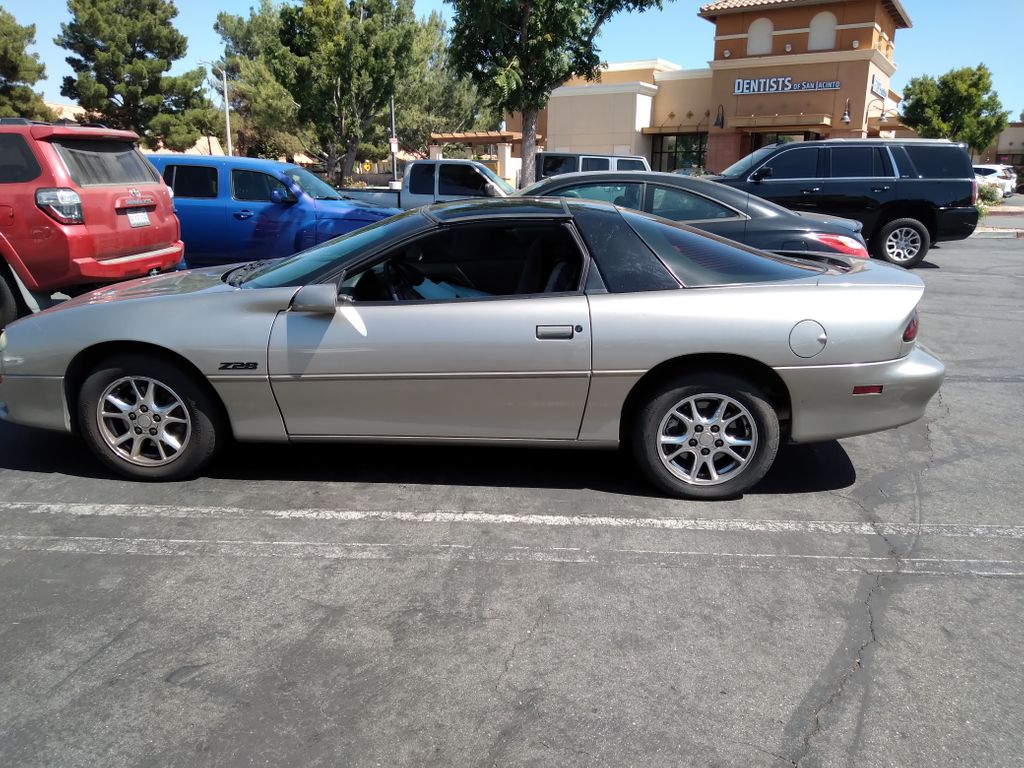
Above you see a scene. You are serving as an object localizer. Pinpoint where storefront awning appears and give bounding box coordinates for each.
[729,113,833,130]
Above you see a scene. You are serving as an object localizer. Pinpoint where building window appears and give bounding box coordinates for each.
[747,18,773,56]
[808,11,837,51]
[651,133,708,174]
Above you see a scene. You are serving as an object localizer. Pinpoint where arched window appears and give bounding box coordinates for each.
[746,18,773,56]
[808,11,837,51]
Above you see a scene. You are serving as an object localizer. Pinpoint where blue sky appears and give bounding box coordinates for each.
[7,0,1023,118]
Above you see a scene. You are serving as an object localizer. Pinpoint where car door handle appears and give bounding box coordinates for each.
[800,187,821,195]
[536,324,575,340]
[234,210,255,220]
[871,186,891,192]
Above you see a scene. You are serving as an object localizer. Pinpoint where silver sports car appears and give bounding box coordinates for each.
[0,199,944,500]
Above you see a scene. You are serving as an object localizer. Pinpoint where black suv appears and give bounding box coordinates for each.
[710,139,978,267]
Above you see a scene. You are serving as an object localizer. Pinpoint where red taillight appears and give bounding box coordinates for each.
[35,187,84,225]
[853,385,884,395]
[972,178,978,205]
[903,311,920,342]
[807,233,869,258]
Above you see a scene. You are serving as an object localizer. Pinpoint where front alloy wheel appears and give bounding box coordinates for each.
[633,373,780,500]
[79,355,223,480]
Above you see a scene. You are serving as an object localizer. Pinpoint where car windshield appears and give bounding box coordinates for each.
[242,210,426,288]
[476,164,516,196]
[282,165,344,200]
[717,145,780,178]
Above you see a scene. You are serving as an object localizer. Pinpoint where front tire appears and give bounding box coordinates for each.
[78,355,223,481]
[873,218,930,268]
[632,373,780,500]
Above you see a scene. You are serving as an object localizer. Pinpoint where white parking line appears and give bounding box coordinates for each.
[1,534,1022,577]
[0,501,1021,540]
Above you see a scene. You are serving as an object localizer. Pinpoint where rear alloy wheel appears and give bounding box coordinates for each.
[873,218,930,268]
[79,355,222,480]
[632,374,780,500]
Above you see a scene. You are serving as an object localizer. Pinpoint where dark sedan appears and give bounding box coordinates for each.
[520,171,868,258]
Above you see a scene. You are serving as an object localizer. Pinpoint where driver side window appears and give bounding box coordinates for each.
[342,222,584,302]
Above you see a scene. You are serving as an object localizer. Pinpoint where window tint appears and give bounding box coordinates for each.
[541,155,577,176]
[163,164,218,198]
[571,206,679,293]
[623,210,823,287]
[617,159,647,171]
[232,169,290,201]
[438,163,487,196]
[0,134,42,183]
[342,221,583,301]
[903,145,972,179]
[555,182,643,208]
[974,167,996,176]
[581,157,610,171]
[650,186,736,221]
[762,147,818,179]
[52,140,156,186]
[830,147,891,178]
[408,163,434,195]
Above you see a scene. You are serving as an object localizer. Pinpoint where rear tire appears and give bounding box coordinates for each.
[872,218,930,268]
[0,269,20,329]
[631,373,780,500]
[78,355,223,481]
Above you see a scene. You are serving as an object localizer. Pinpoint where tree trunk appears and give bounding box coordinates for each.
[342,140,359,181]
[520,106,539,188]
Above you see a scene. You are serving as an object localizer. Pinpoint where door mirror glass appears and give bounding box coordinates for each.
[270,188,295,204]
[291,283,338,314]
[751,166,773,182]
[484,182,501,197]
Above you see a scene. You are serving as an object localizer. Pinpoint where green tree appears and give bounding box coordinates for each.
[215,1,306,159]
[447,0,668,186]
[283,0,417,180]
[55,0,210,149]
[389,11,495,157]
[0,6,54,120]
[901,64,1010,156]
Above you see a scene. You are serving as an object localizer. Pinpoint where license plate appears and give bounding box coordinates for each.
[127,210,150,228]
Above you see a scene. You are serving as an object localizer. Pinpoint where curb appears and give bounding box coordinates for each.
[971,230,1023,239]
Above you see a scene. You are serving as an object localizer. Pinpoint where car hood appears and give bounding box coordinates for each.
[794,210,863,234]
[44,265,240,312]
[314,197,401,220]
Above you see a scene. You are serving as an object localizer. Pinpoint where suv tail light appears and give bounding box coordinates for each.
[971,178,978,205]
[807,233,869,258]
[36,188,84,224]
[903,310,920,342]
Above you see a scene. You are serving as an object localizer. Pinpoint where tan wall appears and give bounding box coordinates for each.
[650,76,714,128]
[711,0,882,60]
[997,124,1024,154]
[545,90,654,156]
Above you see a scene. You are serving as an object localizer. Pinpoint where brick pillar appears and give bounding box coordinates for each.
[707,132,745,173]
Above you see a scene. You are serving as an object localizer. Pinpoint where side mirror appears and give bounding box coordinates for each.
[751,166,773,182]
[291,283,338,314]
[270,188,296,204]
[484,182,500,197]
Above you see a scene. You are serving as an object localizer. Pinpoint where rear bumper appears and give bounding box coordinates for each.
[935,207,978,243]
[775,347,945,444]
[29,241,185,291]
[0,374,69,433]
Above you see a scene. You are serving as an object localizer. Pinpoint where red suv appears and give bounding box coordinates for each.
[0,119,184,326]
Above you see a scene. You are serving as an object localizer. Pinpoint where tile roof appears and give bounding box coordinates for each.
[698,0,911,29]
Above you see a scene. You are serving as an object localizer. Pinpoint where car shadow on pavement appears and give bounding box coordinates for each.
[0,421,856,497]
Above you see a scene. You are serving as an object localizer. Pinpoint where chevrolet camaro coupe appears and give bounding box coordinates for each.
[0,199,944,500]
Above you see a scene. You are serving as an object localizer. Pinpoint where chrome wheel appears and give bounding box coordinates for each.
[657,393,758,486]
[884,227,922,263]
[96,376,192,467]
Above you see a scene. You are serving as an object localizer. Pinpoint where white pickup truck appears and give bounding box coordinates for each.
[341,159,516,209]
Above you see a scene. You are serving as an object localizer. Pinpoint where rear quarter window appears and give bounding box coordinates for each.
[53,139,157,186]
[901,145,972,179]
[0,134,42,183]
[622,210,823,287]
[571,206,679,293]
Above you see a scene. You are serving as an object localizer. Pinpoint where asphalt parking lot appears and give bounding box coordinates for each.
[1,234,1022,767]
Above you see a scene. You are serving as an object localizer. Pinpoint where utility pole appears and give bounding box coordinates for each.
[390,95,397,181]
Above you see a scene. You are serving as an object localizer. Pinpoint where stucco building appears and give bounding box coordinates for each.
[508,0,912,173]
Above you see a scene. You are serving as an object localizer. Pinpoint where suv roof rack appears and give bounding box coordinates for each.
[1,117,110,129]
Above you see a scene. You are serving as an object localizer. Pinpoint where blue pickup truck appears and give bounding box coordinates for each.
[146,155,400,267]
